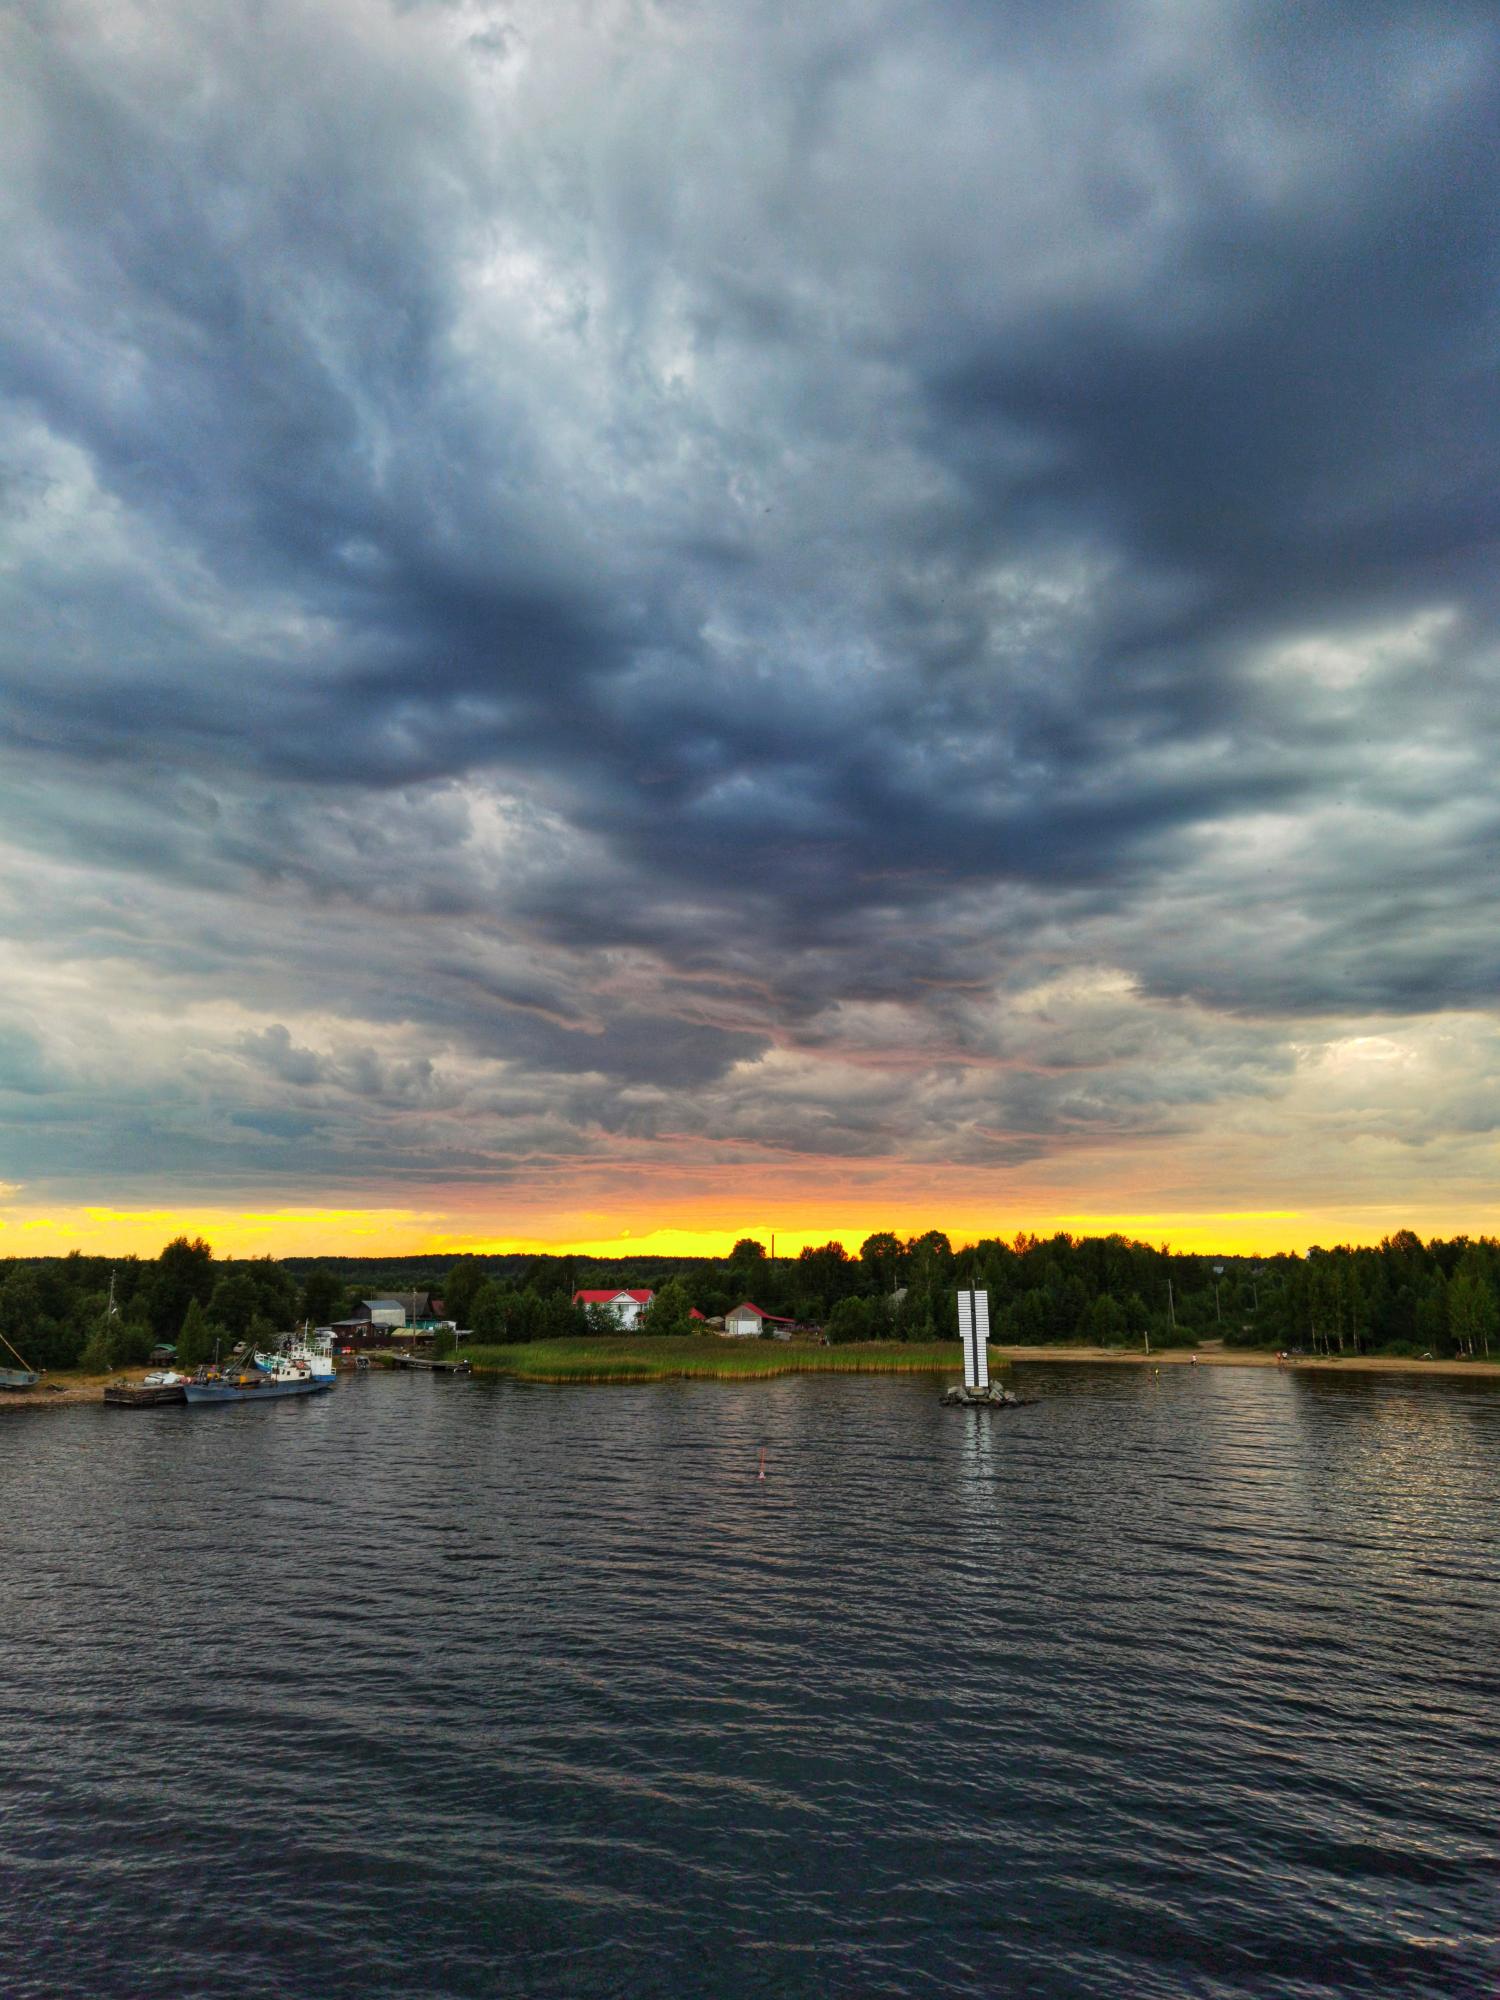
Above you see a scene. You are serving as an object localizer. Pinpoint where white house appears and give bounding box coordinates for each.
[573,1288,654,1330]
[723,1300,796,1339]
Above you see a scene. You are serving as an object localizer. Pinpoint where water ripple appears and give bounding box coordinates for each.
[2,1365,1497,1998]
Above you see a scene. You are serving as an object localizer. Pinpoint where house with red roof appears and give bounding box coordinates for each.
[573,1287,654,1330]
[723,1300,796,1339]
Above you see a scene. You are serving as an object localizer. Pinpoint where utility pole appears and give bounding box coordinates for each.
[1167,1278,1176,1331]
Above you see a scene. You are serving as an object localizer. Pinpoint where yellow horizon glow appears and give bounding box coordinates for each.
[0,1199,1490,1260]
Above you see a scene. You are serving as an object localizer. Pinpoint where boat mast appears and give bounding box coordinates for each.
[0,1325,38,1375]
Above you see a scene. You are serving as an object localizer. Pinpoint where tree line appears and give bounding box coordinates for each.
[2,1226,1496,1367]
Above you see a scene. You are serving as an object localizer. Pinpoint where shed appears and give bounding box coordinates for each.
[723,1301,795,1339]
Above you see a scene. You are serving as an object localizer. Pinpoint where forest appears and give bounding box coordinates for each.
[2,1226,1496,1370]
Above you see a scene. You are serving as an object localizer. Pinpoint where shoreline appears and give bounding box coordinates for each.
[0,1371,118,1410]
[8,1342,1500,1408]
[993,1346,1500,1376]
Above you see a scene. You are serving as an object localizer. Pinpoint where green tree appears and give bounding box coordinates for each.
[145,1236,215,1339]
[110,1319,154,1367]
[1052,1275,1089,1340]
[250,1260,299,1327]
[1415,1273,1449,1356]
[0,1266,44,1362]
[505,1291,545,1342]
[440,1258,487,1329]
[177,1298,221,1370]
[1012,1289,1051,1343]
[1122,1293,1150,1339]
[825,1296,879,1345]
[1086,1294,1126,1344]
[641,1280,694,1338]
[208,1272,260,1338]
[858,1231,904,1294]
[300,1268,346,1327]
[247,1312,281,1352]
[907,1230,954,1277]
[797,1242,855,1315]
[543,1292,586,1340]
[77,1326,113,1373]
[470,1281,510,1342]
[888,1286,936,1342]
[1448,1260,1498,1357]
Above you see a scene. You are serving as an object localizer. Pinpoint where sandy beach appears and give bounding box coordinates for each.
[0,1372,119,1411]
[996,1346,1500,1376]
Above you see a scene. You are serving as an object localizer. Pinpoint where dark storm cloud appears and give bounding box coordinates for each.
[3,0,1500,1205]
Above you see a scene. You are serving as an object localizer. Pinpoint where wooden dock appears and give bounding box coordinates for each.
[103,1383,187,1407]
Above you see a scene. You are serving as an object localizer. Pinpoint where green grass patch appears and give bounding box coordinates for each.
[460,1336,973,1384]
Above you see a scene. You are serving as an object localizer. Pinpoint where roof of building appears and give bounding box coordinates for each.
[573,1288,655,1306]
[728,1300,794,1324]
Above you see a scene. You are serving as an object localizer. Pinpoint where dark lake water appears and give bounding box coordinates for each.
[2,1364,1498,1998]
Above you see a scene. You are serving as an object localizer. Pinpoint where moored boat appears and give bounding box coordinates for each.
[183,1330,337,1406]
[0,1327,39,1389]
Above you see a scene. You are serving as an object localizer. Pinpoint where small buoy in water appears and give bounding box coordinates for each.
[758,1449,766,1481]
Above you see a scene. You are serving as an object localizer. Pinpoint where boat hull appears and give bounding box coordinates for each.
[183,1378,334,1404]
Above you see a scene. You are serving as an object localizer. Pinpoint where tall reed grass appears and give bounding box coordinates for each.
[461,1337,970,1384]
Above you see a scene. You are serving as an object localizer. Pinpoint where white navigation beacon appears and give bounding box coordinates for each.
[956,1288,990,1391]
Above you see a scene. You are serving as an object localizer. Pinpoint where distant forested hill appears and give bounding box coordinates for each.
[3,1228,1494,1369]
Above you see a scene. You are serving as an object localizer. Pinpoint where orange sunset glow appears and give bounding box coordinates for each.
[1,1194,1488,1264]
[4,0,1499,1280]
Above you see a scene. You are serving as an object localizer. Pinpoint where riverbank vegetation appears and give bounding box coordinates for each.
[460,1338,964,1383]
[3,1225,1497,1370]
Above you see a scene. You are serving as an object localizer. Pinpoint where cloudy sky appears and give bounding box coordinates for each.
[2,0,1498,1257]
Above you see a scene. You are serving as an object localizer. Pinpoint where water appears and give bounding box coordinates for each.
[1,1364,1497,1999]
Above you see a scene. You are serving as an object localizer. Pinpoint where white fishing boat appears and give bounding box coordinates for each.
[183,1329,337,1405]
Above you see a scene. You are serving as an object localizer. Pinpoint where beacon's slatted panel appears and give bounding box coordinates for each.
[956,1288,992,1391]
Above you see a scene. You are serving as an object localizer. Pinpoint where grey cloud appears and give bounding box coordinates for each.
[2,0,1500,1209]
[241,1025,324,1087]
[0,1024,58,1096]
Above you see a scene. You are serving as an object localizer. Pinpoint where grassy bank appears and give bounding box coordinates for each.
[460,1337,1500,1385]
[463,1337,966,1383]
